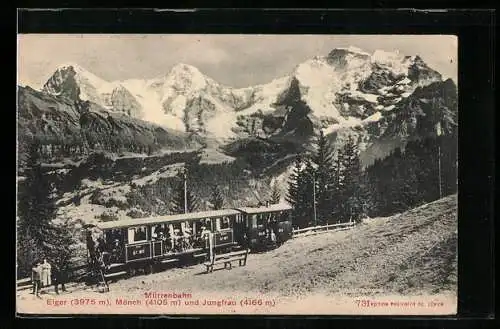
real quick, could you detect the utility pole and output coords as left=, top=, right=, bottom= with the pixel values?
left=438, top=143, right=442, bottom=199
left=183, top=168, right=188, bottom=214
left=312, top=174, right=317, bottom=227
left=436, top=121, right=443, bottom=199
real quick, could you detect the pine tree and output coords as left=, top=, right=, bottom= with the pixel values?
left=312, top=130, right=336, bottom=225
left=400, top=144, right=426, bottom=209
left=329, top=150, right=343, bottom=223
left=440, top=126, right=458, bottom=196
left=17, top=141, right=58, bottom=276
left=286, top=155, right=308, bottom=228
left=301, top=158, right=317, bottom=227
left=364, top=158, right=383, bottom=217
left=339, top=135, right=363, bottom=222
left=286, top=156, right=302, bottom=210
left=169, top=169, right=199, bottom=214
left=270, top=182, right=281, bottom=204
left=45, top=221, right=75, bottom=276
left=209, top=184, right=224, bottom=210
left=387, top=147, right=407, bottom=212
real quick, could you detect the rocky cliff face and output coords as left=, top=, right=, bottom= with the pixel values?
left=17, top=86, right=195, bottom=166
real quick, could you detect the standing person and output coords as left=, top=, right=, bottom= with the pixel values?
left=52, top=262, right=68, bottom=294
left=41, top=258, right=52, bottom=289
left=96, top=236, right=106, bottom=254
left=86, top=231, right=97, bottom=266
left=31, top=261, right=42, bottom=297
left=200, top=226, right=210, bottom=247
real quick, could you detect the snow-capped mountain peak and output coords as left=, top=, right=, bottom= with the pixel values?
left=54, top=62, right=114, bottom=91
left=41, top=46, right=446, bottom=144
left=162, top=62, right=209, bottom=94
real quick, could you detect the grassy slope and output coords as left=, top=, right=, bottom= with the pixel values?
left=112, top=194, right=457, bottom=297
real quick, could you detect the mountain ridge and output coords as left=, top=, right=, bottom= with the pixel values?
left=41, top=47, right=446, bottom=142
left=24, top=46, right=457, bottom=169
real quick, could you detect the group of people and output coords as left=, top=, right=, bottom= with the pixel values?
left=84, top=223, right=215, bottom=269
left=266, top=227, right=277, bottom=243
left=31, top=258, right=67, bottom=297
left=152, top=223, right=211, bottom=253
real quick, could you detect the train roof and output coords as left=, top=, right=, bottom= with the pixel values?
left=235, top=203, right=292, bottom=214
left=96, top=208, right=241, bottom=230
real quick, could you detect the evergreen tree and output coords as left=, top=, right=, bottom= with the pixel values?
left=169, top=169, right=199, bottom=214
left=412, top=138, right=440, bottom=203
left=339, top=135, right=363, bottom=222
left=286, top=156, right=309, bottom=228
left=301, top=158, right=317, bottom=227
left=312, top=130, right=336, bottom=225
left=270, top=182, right=281, bottom=204
left=329, top=150, right=343, bottom=223
left=358, top=171, right=375, bottom=219
left=17, top=141, right=58, bottom=276
left=440, top=126, right=458, bottom=196
left=364, top=158, right=384, bottom=217
left=386, top=147, right=408, bottom=212
left=209, top=184, right=224, bottom=210
left=286, top=156, right=302, bottom=211
left=45, top=221, right=76, bottom=277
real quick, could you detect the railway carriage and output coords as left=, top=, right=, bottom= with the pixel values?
left=235, top=204, right=293, bottom=251
left=84, top=204, right=293, bottom=282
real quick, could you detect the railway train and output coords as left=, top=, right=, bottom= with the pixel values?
left=84, top=203, right=293, bottom=281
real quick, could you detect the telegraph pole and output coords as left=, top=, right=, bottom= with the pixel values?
left=312, top=174, right=317, bottom=227
left=183, top=168, right=188, bottom=214
left=438, top=143, right=442, bottom=199
left=436, top=121, right=443, bottom=199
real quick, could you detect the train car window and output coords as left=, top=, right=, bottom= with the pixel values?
left=128, top=226, right=148, bottom=243
left=152, top=224, right=166, bottom=240
left=220, top=216, right=231, bottom=230
left=167, top=224, right=174, bottom=237
left=265, top=212, right=275, bottom=223
left=251, top=214, right=258, bottom=228
left=172, top=223, right=183, bottom=239
left=182, top=221, right=193, bottom=235
left=203, top=219, right=213, bottom=232
left=279, top=211, right=289, bottom=222
left=191, top=221, right=198, bottom=237
left=257, top=214, right=265, bottom=227
left=194, top=220, right=204, bottom=237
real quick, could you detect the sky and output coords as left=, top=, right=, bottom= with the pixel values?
left=18, top=34, right=458, bottom=89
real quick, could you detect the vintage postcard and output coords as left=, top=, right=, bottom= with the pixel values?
left=16, top=34, right=458, bottom=316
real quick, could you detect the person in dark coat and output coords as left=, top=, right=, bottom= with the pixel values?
left=52, top=262, right=68, bottom=294
left=31, top=261, right=42, bottom=297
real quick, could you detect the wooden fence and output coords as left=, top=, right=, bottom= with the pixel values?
left=292, top=221, right=356, bottom=237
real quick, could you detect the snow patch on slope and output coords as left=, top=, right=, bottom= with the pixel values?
left=363, top=111, right=383, bottom=123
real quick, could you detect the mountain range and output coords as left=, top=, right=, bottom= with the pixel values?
left=16, top=45, right=458, bottom=224
left=30, top=46, right=457, bottom=166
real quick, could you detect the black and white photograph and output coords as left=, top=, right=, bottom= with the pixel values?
left=16, top=34, right=458, bottom=315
